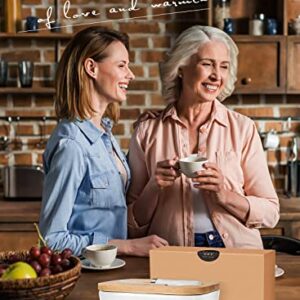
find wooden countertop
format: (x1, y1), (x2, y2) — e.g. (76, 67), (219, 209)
(67, 254), (300, 300)
(0, 196), (299, 223)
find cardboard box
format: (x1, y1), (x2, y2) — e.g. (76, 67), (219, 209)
(150, 246), (275, 300)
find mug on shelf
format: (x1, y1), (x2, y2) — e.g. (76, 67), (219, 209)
(265, 18), (278, 35)
(263, 130), (280, 149)
(26, 16), (39, 32)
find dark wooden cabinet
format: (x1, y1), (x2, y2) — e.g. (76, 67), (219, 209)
(0, 200), (40, 251)
(234, 36), (286, 94)
(206, 0), (300, 94)
(287, 36), (300, 93)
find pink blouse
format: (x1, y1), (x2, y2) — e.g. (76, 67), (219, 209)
(127, 100), (279, 249)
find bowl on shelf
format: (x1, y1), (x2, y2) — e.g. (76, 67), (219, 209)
(0, 250), (81, 300)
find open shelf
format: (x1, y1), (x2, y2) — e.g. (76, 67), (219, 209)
(0, 87), (55, 94)
(0, 32), (72, 40)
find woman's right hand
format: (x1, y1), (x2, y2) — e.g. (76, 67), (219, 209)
(154, 157), (180, 188)
(110, 235), (169, 257)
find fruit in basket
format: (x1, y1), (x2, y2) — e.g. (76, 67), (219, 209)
(1, 262), (37, 280)
(0, 224), (74, 280)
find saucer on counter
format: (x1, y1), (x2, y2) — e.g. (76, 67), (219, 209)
(275, 265), (285, 278)
(81, 258), (126, 271)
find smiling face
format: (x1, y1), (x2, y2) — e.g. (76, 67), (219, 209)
(180, 40), (230, 103)
(93, 41), (135, 104)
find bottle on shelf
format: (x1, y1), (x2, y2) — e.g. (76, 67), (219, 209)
(213, 0), (231, 30)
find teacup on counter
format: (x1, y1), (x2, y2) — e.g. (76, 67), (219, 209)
(82, 244), (117, 267)
(179, 154), (208, 178)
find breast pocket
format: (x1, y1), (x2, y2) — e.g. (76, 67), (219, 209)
(216, 151), (244, 190)
(90, 173), (111, 208)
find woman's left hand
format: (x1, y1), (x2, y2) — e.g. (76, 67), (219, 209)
(192, 162), (226, 203)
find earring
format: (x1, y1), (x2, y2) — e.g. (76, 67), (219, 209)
(178, 73), (182, 78)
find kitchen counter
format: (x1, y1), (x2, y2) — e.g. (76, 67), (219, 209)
(67, 254), (300, 300)
(0, 196), (299, 223)
(0, 196), (300, 251)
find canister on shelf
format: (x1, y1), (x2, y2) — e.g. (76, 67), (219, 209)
(213, 0), (231, 30)
(249, 13), (265, 35)
(4, 0), (22, 33)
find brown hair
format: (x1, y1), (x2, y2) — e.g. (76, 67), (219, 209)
(55, 26), (130, 123)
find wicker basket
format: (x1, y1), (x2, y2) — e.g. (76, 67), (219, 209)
(0, 250), (81, 300)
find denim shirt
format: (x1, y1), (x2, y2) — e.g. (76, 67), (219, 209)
(39, 118), (131, 256)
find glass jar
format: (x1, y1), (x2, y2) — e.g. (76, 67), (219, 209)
(214, 0), (231, 30)
(249, 13), (265, 36)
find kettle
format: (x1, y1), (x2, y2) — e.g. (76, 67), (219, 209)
(285, 137), (300, 197)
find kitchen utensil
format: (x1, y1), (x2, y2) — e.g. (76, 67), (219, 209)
(4, 165), (44, 199)
(285, 137), (300, 197)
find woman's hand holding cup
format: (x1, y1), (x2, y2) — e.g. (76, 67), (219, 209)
(154, 157), (180, 188)
(192, 162), (227, 204)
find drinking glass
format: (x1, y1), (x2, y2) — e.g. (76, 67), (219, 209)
(0, 60), (8, 87)
(18, 61), (34, 87)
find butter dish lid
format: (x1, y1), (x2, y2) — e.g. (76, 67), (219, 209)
(98, 278), (219, 295)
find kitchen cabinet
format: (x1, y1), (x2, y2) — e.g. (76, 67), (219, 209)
(233, 36), (286, 94)
(287, 36), (300, 93)
(206, 0), (300, 94)
(0, 200), (40, 251)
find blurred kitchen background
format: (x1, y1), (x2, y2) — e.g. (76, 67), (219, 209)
(0, 0), (299, 248)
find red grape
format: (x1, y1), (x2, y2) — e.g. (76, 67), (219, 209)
(61, 258), (71, 270)
(51, 264), (63, 274)
(40, 246), (52, 256)
(38, 253), (50, 268)
(61, 248), (72, 259)
(40, 268), (51, 277)
(30, 260), (42, 274)
(51, 253), (62, 266)
(30, 246), (41, 260)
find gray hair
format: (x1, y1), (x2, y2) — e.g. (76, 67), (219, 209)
(161, 25), (239, 102)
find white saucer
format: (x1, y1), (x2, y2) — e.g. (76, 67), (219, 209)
(275, 266), (285, 278)
(81, 258), (126, 271)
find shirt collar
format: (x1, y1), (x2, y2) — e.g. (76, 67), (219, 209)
(74, 117), (113, 144)
(162, 99), (229, 128)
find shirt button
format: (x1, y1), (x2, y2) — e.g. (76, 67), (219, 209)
(222, 233), (228, 239)
(208, 234), (214, 241)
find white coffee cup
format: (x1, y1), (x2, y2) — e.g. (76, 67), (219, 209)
(179, 154), (208, 178)
(263, 131), (280, 149)
(82, 244), (117, 267)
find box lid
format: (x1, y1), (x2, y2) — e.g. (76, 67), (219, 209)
(98, 279), (219, 295)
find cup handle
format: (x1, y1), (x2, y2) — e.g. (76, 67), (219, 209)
(82, 248), (87, 258)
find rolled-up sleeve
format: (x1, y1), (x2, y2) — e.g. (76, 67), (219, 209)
(39, 138), (91, 255)
(241, 122), (280, 228)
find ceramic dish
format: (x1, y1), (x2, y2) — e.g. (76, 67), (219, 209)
(275, 265), (284, 278)
(81, 258), (126, 271)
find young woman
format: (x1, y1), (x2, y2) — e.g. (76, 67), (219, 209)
(39, 26), (168, 256)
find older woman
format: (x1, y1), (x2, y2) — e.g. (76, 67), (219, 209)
(127, 25), (279, 249)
